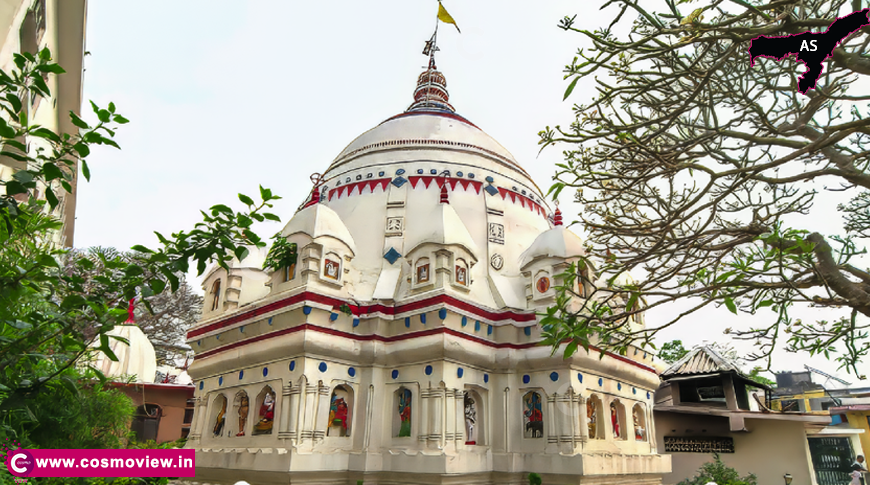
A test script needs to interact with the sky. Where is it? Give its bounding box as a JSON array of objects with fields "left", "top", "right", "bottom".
[{"left": 72, "top": 1, "right": 866, "bottom": 383}]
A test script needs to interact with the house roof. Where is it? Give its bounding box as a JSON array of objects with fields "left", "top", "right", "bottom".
[
  {"left": 661, "top": 345, "right": 771, "bottom": 390},
  {"left": 662, "top": 345, "right": 741, "bottom": 378}
]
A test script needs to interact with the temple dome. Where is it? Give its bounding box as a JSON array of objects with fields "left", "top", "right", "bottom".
[{"left": 90, "top": 324, "right": 157, "bottom": 383}]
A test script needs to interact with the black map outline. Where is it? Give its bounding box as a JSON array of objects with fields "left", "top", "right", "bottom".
[{"left": 748, "top": 9, "right": 870, "bottom": 94}]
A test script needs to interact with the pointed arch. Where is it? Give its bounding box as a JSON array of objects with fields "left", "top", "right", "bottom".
[
  {"left": 394, "top": 387, "right": 413, "bottom": 437},
  {"left": 632, "top": 402, "right": 647, "bottom": 441},
  {"left": 587, "top": 394, "right": 603, "bottom": 439},
  {"left": 522, "top": 390, "right": 544, "bottom": 439},
  {"left": 232, "top": 390, "right": 250, "bottom": 437},
  {"left": 328, "top": 384, "right": 354, "bottom": 437},
  {"left": 610, "top": 398, "right": 627, "bottom": 440},
  {"left": 252, "top": 386, "right": 276, "bottom": 436},
  {"left": 210, "top": 394, "right": 228, "bottom": 438}
]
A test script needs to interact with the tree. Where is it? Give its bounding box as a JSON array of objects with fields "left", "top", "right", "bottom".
[
  {"left": 659, "top": 339, "right": 689, "bottom": 364},
  {"left": 540, "top": 0, "right": 870, "bottom": 375},
  {"left": 62, "top": 247, "right": 203, "bottom": 364},
  {"left": 0, "top": 49, "right": 281, "bottom": 440},
  {"left": 677, "top": 454, "right": 757, "bottom": 485}
]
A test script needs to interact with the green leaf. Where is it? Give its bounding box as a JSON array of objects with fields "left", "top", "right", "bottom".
[
  {"left": 263, "top": 212, "right": 280, "bottom": 222},
  {"left": 108, "top": 102, "right": 116, "bottom": 113},
  {"left": 113, "top": 115, "right": 129, "bottom": 124},
  {"left": 97, "top": 109, "right": 111, "bottom": 123},
  {"left": 42, "top": 162, "right": 63, "bottom": 181},
  {"left": 724, "top": 297, "right": 737, "bottom": 315},
  {"left": 30, "top": 127, "right": 60, "bottom": 142},
  {"left": 238, "top": 193, "right": 255, "bottom": 206},
  {"left": 80, "top": 159, "right": 90, "bottom": 181},
  {"left": 72, "top": 142, "right": 90, "bottom": 157},
  {"left": 69, "top": 111, "right": 89, "bottom": 129},
  {"left": 5, "top": 93, "right": 20, "bottom": 113},
  {"left": 563, "top": 76, "right": 580, "bottom": 101},
  {"left": 44, "top": 187, "right": 58, "bottom": 208},
  {"left": 757, "top": 299, "right": 774, "bottom": 308},
  {"left": 563, "top": 339, "right": 579, "bottom": 359}
]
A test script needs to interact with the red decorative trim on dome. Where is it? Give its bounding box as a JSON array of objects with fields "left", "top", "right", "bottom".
[
  {"left": 187, "top": 291, "right": 537, "bottom": 339},
  {"left": 328, "top": 178, "right": 391, "bottom": 201},
  {"left": 554, "top": 207, "right": 563, "bottom": 226},
  {"left": 497, "top": 187, "right": 546, "bottom": 216},
  {"left": 440, "top": 183, "right": 449, "bottom": 204},
  {"left": 408, "top": 175, "right": 482, "bottom": 194}
]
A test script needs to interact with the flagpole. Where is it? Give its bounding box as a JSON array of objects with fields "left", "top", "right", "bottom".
[{"left": 427, "top": 3, "right": 440, "bottom": 109}]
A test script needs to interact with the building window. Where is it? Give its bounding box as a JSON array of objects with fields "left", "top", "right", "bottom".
[
  {"left": 522, "top": 391, "right": 544, "bottom": 439},
  {"left": 131, "top": 403, "right": 162, "bottom": 442},
  {"left": 283, "top": 261, "right": 296, "bottom": 282},
  {"left": 210, "top": 280, "right": 221, "bottom": 311}
]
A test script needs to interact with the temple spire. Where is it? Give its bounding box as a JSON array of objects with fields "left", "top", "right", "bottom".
[{"left": 407, "top": 14, "right": 455, "bottom": 113}]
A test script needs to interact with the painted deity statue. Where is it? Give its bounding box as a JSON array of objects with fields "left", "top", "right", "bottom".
[
  {"left": 610, "top": 402, "right": 620, "bottom": 439},
  {"left": 398, "top": 389, "right": 412, "bottom": 437},
  {"left": 464, "top": 395, "right": 476, "bottom": 443},
  {"left": 252, "top": 392, "right": 276, "bottom": 435},
  {"left": 586, "top": 399, "right": 597, "bottom": 438},
  {"left": 523, "top": 393, "right": 543, "bottom": 438},
  {"left": 633, "top": 408, "right": 645, "bottom": 441},
  {"left": 213, "top": 398, "right": 227, "bottom": 437},
  {"left": 236, "top": 394, "right": 249, "bottom": 437},
  {"left": 329, "top": 394, "right": 350, "bottom": 436}
]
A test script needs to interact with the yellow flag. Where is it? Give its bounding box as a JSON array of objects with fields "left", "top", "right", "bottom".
[{"left": 437, "top": 2, "right": 461, "bottom": 33}]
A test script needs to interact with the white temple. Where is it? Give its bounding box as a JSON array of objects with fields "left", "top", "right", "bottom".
[{"left": 184, "top": 52, "right": 670, "bottom": 484}]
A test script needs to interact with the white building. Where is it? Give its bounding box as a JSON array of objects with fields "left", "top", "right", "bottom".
[
  {"left": 185, "top": 57, "right": 671, "bottom": 485},
  {"left": 0, "top": 0, "right": 87, "bottom": 247}
]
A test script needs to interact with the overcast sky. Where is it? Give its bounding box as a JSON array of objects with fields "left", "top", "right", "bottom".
[{"left": 72, "top": 1, "right": 866, "bottom": 383}]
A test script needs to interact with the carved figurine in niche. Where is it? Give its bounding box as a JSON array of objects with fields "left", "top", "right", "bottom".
[
  {"left": 633, "top": 407, "right": 646, "bottom": 441},
  {"left": 417, "top": 264, "right": 429, "bottom": 283},
  {"left": 252, "top": 392, "right": 276, "bottom": 435},
  {"left": 455, "top": 265, "right": 467, "bottom": 285},
  {"left": 324, "top": 259, "right": 340, "bottom": 280},
  {"left": 586, "top": 399, "right": 597, "bottom": 438},
  {"left": 464, "top": 394, "right": 476, "bottom": 444},
  {"left": 610, "top": 401, "right": 620, "bottom": 439},
  {"left": 523, "top": 392, "right": 543, "bottom": 438},
  {"left": 397, "top": 388, "right": 412, "bottom": 437},
  {"left": 328, "top": 388, "right": 350, "bottom": 437},
  {"left": 213, "top": 397, "right": 227, "bottom": 437},
  {"left": 236, "top": 393, "right": 249, "bottom": 437}
]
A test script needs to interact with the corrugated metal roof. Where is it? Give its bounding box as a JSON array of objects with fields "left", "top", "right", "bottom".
[{"left": 661, "top": 345, "right": 742, "bottom": 378}]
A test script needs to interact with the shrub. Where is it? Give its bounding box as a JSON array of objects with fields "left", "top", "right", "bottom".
[{"left": 677, "top": 454, "right": 757, "bottom": 485}]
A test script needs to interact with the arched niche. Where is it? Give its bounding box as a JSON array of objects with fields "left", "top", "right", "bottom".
[
  {"left": 393, "top": 387, "right": 413, "bottom": 438},
  {"left": 252, "top": 386, "right": 276, "bottom": 436},
  {"left": 231, "top": 390, "right": 250, "bottom": 437},
  {"left": 522, "top": 390, "right": 544, "bottom": 439},
  {"left": 610, "top": 399, "right": 627, "bottom": 440},
  {"left": 454, "top": 258, "right": 469, "bottom": 287},
  {"left": 464, "top": 389, "right": 485, "bottom": 445},
  {"left": 323, "top": 251, "right": 342, "bottom": 281},
  {"left": 632, "top": 403, "right": 647, "bottom": 441},
  {"left": 210, "top": 279, "right": 221, "bottom": 311},
  {"left": 587, "top": 394, "right": 603, "bottom": 439},
  {"left": 414, "top": 257, "right": 431, "bottom": 285},
  {"left": 328, "top": 384, "right": 354, "bottom": 437},
  {"left": 211, "top": 394, "right": 228, "bottom": 438}
]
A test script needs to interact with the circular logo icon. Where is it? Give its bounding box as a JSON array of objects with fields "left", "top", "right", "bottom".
[
  {"left": 7, "top": 449, "right": 34, "bottom": 477},
  {"left": 490, "top": 253, "right": 504, "bottom": 270},
  {"left": 536, "top": 277, "right": 551, "bottom": 293}
]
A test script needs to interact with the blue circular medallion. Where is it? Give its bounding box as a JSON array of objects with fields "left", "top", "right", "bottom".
[
  {"left": 474, "top": 321, "right": 481, "bottom": 332},
  {"left": 319, "top": 362, "right": 327, "bottom": 372},
  {"left": 456, "top": 171, "right": 463, "bottom": 177},
  {"left": 391, "top": 369, "right": 399, "bottom": 379},
  {"left": 578, "top": 373, "right": 583, "bottom": 383},
  {"left": 425, "top": 365, "right": 433, "bottom": 375},
  {"left": 487, "top": 325, "right": 493, "bottom": 335},
  {"left": 405, "top": 317, "right": 411, "bottom": 328},
  {"left": 239, "top": 370, "right": 244, "bottom": 380},
  {"left": 633, "top": 387, "right": 637, "bottom": 394},
  {"left": 263, "top": 367, "right": 269, "bottom": 377},
  {"left": 348, "top": 367, "right": 356, "bottom": 377},
  {"left": 524, "top": 326, "right": 532, "bottom": 336},
  {"left": 289, "top": 360, "right": 296, "bottom": 371},
  {"left": 523, "top": 375, "right": 531, "bottom": 384},
  {"left": 462, "top": 316, "right": 468, "bottom": 327},
  {"left": 353, "top": 318, "right": 360, "bottom": 327},
  {"left": 396, "top": 169, "right": 406, "bottom": 175},
  {"left": 199, "top": 381, "right": 204, "bottom": 390},
  {"left": 550, "top": 372, "right": 559, "bottom": 382},
  {"left": 303, "top": 306, "right": 312, "bottom": 315},
  {"left": 457, "top": 368, "right": 464, "bottom": 378},
  {"left": 598, "top": 377, "right": 603, "bottom": 386},
  {"left": 618, "top": 383, "right": 622, "bottom": 391},
  {"left": 239, "top": 326, "right": 245, "bottom": 333},
  {"left": 646, "top": 391, "right": 651, "bottom": 399},
  {"left": 484, "top": 374, "right": 489, "bottom": 383},
  {"left": 218, "top": 376, "right": 223, "bottom": 386}
]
